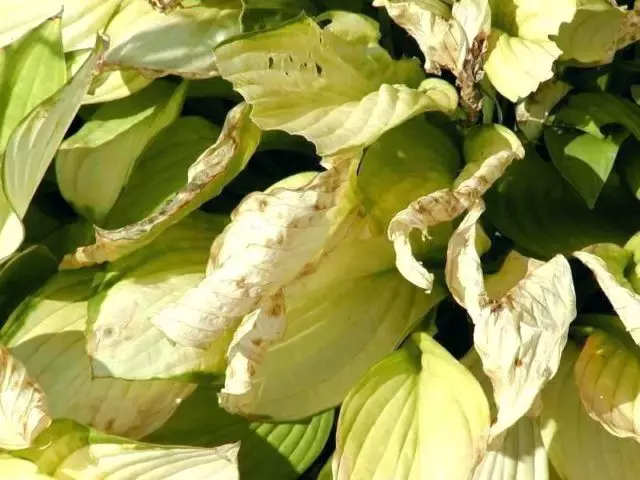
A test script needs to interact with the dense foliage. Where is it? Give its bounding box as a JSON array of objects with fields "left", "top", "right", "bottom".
[{"left": 0, "top": 0, "right": 639, "bottom": 478}]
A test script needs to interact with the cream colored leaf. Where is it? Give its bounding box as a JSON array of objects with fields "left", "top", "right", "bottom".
[
  {"left": 0, "top": 455, "right": 53, "bottom": 479},
  {"left": 574, "top": 330, "right": 640, "bottom": 441},
  {"left": 60, "top": 102, "right": 260, "bottom": 269},
  {"left": 151, "top": 153, "right": 360, "bottom": 348},
  {"left": 388, "top": 124, "right": 524, "bottom": 291},
  {"left": 219, "top": 290, "right": 286, "bottom": 414},
  {"left": 446, "top": 202, "right": 576, "bottom": 438},
  {"left": 573, "top": 246, "right": 640, "bottom": 344},
  {"left": 0, "top": 346, "right": 51, "bottom": 449}
]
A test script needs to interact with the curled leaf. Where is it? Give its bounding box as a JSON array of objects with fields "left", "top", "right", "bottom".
[
  {"left": 219, "top": 291, "right": 286, "bottom": 414},
  {"left": 388, "top": 124, "right": 524, "bottom": 291},
  {"left": 516, "top": 79, "right": 572, "bottom": 142},
  {"left": 151, "top": 153, "right": 360, "bottom": 348},
  {"left": 373, "top": 0, "right": 491, "bottom": 113},
  {"left": 573, "top": 245, "right": 640, "bottom": 343},
  {"left": 446, "top": 203, "right": 576, "bottom": 438},
  {"left": 575, "top": 330, "right": 640, "bottom": 442},
  {"left": 60, "top": 102, "right": 260, "bottom": 269},
  {"left": 0, "top": 346, "right": 51, "bottom": 450}
]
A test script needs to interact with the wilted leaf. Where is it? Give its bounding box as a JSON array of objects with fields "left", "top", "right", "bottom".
[
  {"left": 373, "top": 0, "right": 491, "bottom": 113},
  {"left": 213, "top": 222, "right": 445, "bottom": 419},
  {"left": 540, "top": 342, "right": 640, "bottom": 480},
  {"left": 87, "top": 213, "right": 232, "bottom": 381},
  {"left": 446, "top": 204, "right": 576, "bottom": 438},
  {"left": 60, "top": 102, "right": 260, "bottom": 269},
  {"left": 150, "top": 152, "right": 360, "bottom": 349},
  {"left": 334, "top": 332, "right": 490, "bottom": 480},
  {"left": 1, "top": 269, "right": 196, "bottom": 439},
  {"left": 388, "top": 124, "right": 523, "bottom": 291},
  {"left": 0, "top": 346, "right": 51, "bottom": 450},
  {"left": 573, "top": 245, "right": 640, "bottom": 343},
  {"left": 215, "top": 12, "right": 458, "bottom": 156},
  {"left": 0, "top": 38, "right": 103, "bottom": 262},
  {"left": 56, "top": 81, "right": 187, "bottom": 223}
]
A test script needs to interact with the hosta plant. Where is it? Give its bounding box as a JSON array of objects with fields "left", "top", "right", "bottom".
[{"left": 0, "top": 0, "right": 639, "bottom": 478}]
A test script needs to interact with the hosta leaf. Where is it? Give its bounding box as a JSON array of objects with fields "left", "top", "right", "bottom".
[
  {"left": 150, "top": 152, "right": 360, "bottom": 349},
  {"left": 555, "top": 0, "right": 640, "bottom": 65},
  {"left": 0, "top": 16, "right": 66, "bottom": 154},
  {"left": 574, "top": 330, "right": 640, "bottom": 441},
  {"left": 357, "top": 116, "right": 460, "bottom": 234},
  {"left": 516, "top": 80, "right": 572, "bottom": 142},
  {"left": 0, "top": 0, "right": 120, "bottom": 51},
  {"left": 388, "top": 124, "right": 523, "bottom": 291},
  {"left": 483, "top": 0, "right": 576, "bottom": 101},
  {"left": 56, "top": 81, "right": 187, "bottom": 224},
  {"left": 446, "top": 204, "right": 576, "bottom": 438},
  {"left": 105, "top": 116, "right": 221, "bottom": 227},
  {"left": 86, "top": 213, "right": 232, "bottom": 381},
  {"left": 540, "top": 342, "right": 640, "bottom": 480},
  {"left": 334, "top": 332, "right": 490, "bottom": 480},
  {"left": 573, "top": 245, "right": 640, "bottom": 343},
  {"left": 485, "top": 150, "right": 640, "bottom": 257},
  {"left": 12, "top": 419, "right": 240, "bottom": 479},
  {"left": 0, "top": 346, "right": 51, "bottom": 450},
  {"left": 372, "top": 0, "right": 491, "bottom": 112},
  {"left": 215, "top": 13, "right": 458, "bottom": 156},
  {"left": 555, "top": 92, "right": 640, "bottom": 140},
  {"left": 104, "top": 0, "right": 243, "bottom": 78},
  {"left": 619, "top": 138, "right": 640, "bottom": 200},
  {"left": 544, "top": 127, "right": 625, "bottom": 208},
  {"left": 60, "top": 102, "right": 260, "bottom": 269},
  {"left": 0, "top": 455, "right": 52, "bottom": 479},
  {"left": 472, "top": 416, "right": 552, "bottom": 480},
  {"left": 217, "top": 225, "right": 445, "bottom": 419},
  {"left": 145, "top": 386, "right": 334, "bottom": 479},
  {"left": 0, "top": 39, "right": 103, "bottom": 262},
  {"left": 0, "top": 269, "right": 195, "bottom": 439}
]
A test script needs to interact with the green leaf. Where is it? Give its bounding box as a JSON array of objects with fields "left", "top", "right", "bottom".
[
  {"left": 555, "top": 0, "right": 640, "bottom": 65},
  {"left": 104, "top": 0, "right": 243, "bottom": 78},
  {"left": 0, "top": 266, "right": 198, "bottom": 439},
  {"left": 240, "top": 0, "right": 318, "bottom": 31},
  {"left": 56, "top": 81, "right": 187, "bottom": 224},
  {"left": 632, "top": 85, "right": 640, "bottom": 105},
  {"left": 619, "top": 137, "right": 640, "bottom": 200},
  {"left": 0, "top": 455, "right": 52, "bottom": 479},
  {"left": 86, "top": 213, "right": 232, "bottom": 381},
  {"left": 11, "top": 419, "right": 240, "bottom": 479},
  {"left": 0, "top": 38, "right": 103, "bottom": 262},
  {"left": 540, "top": 341, "right": 640, "bottom": 480},
  {"left": 516, "top": 79, "right": 572, "bottom": 142},
  {"left": 219, "top": 228, "right": 445, "bottom": 420},
  {"left": 357, "top": 117, "right": 460, "bottom": 235},
  {"left": 0, "top": 15, "right": 66, "bottom": 154},
  {"left": 334, "top": 332, "right": 490, "bottom": 479},
  {"left": 555, "top": 92, "right": 640, "bottom": 140},
  {"left": 484, "top": 150, "right": 640, "bottom": 257},
  {"left": 215, "top": 13, "right": 458, "bottom": 156},
  {"left": 105, "top": 116, "right": 221, "bottom": 227},
  {"left": 544, "top": 127, "right": 625, "bottom": 208},
  {"left": 144, "top": 386, "right": 334, "bottom": 480},
  {"left": 60, "top": 102, "right": 260, "bottom": 269},
  {"left": 0, "top": 245, "right": 57, "bottom": 324}
]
